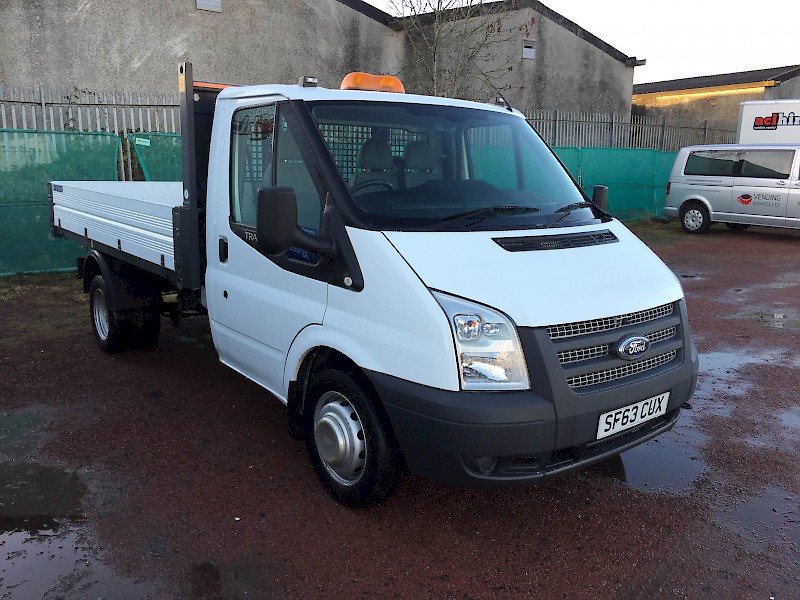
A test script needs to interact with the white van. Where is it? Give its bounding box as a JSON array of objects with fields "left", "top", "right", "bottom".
[
  {"left": 50, "top": 65, "right": 699, "bottom": 507},
  {"left": 664, "top": 144, "right": 800, "bottom": 233}
]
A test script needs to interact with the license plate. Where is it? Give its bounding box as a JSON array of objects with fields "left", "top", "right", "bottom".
[{"left": 596, "top": 392, "right": 670, "bottom": 440}]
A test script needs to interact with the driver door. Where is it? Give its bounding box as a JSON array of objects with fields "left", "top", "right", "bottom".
[{"left": 207, "top": 100, "right": 327, "bottom": 399}]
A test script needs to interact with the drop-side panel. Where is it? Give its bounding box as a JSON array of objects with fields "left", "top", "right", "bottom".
[{"left": 51, "top": 181, "right": 182, "bottom": 269}]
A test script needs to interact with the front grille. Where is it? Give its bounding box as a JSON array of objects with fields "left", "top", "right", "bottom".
[
  {"left": 556, "top": 325, "right": 677, "bottom": 365},
  {"left": 493, "top": 230, "right": 618, "bottom": 252},
  {"left": 648, "top": 326, "right": 677, "bottom": 344},
  {"left": 547, "top": 303, "right": 674, "bottom": 340},
  {"left": 557, "top": 344, "right": 609, "bottom": 365},
  {"left": 566, "top": 350, "right": 677, "bottom": 388}
]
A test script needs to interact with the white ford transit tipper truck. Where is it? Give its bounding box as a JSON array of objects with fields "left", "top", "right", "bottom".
[{"left": 50, "top": 64, "right": 698, "bottom": 507}]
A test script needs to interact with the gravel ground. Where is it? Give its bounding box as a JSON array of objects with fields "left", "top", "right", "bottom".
[{"left": 1, "top": 221, "right": 798, "bottom": 599}]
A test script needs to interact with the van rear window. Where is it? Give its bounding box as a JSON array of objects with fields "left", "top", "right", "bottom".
[
  {"left": 684, "top": 150, "right": 737, "bottom": 176},
  {"left": 739, "top": 150, "right": 793, "bottom": 179}
]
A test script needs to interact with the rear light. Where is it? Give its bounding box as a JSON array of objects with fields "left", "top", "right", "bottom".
[{"left": 666, "top": 182, "right": 671, "bottom": 196}]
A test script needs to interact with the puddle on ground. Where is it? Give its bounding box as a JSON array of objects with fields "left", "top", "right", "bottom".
[
  {"left": 714, "top": 485, "right": 800, "bottom": 554},
  {"left": 0, "top": 414, "right": 44, "bottom": 446},
  {"left": 0, "top": 463, "right": 158, "bottom": 599},
  {"left": 593, "top": 346, "right": 795, "bottom": 494},
  {"left": 593, "top": 408, "right": 709, "bottom": 494},
  {"left": 777, "top": 408, "right": 800, "bottom": 431},
  {"left": 694, "top": 348, "right": 794, "bottom": 406},
  {"left": 747, "top": 311, "right": 800, "bottom": 331}
]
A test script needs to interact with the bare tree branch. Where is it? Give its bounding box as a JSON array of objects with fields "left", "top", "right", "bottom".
[{"left": 390, "top": 0, "right": 531, "bottom": 100}]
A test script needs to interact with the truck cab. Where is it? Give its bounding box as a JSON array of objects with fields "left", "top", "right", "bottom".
[{"left": 51, "top": 66, "right": 699, "bottom": 507}]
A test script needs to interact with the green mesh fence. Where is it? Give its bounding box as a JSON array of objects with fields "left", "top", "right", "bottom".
[
  {"left": 129, "top": 132, "right": 182, "bottom": 181},
  {"left": 0, "top": 130, "right": 677, "bottom": 278},
  {"left": 553, "top": 147, "right": 677, "bottom": 221},
  {"left": 0, "top": 129, "right": 121, "bottom": 277}
]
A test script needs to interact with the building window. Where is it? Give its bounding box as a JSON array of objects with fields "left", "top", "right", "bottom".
[
  {"left": 522, "top": 40, "right": 535, "bottom": 60},
  {"left": 197, "top": 0, "right": 221, "bottom": 12}
]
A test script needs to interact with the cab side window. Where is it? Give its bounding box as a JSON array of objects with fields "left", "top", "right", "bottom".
[{"left": 231, "top": 105, "right": 276, "bottom": 228}]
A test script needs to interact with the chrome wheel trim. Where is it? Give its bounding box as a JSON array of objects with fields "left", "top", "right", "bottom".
[
  {"left": 92, "top": 288, "right": 110, "bottom": 341},
  {"left": 313, "top": 391, "right": 366, "bottom": 486}
]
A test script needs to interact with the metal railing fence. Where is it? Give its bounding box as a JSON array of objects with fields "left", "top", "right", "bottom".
[
  {"left": 525, "top": 110, "right": 736, "bottom": 150},
  {"left": 1, "top": 84, "right": 737, "bottom": 156},
  {"left": 0, "top": 85, "right": 180, "bottom": 181}
]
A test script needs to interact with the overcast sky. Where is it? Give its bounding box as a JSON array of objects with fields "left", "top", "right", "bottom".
[{"left": 362, "top": 0, "right": 800, "bottom": 84}]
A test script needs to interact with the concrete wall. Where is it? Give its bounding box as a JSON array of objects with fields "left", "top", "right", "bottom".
[
  {"left": 632, "top": 77, "right": 800, "bottom": 129},
  {"left": 766, "top": 76, "right": 800, "bottom": 100},
  {"left": 632, "top": 88, "right": 765, "bottom": 130},
  {"left": 502, "top": 7, "right": 634, "bottom": 114},
  {"left": 0, "top": 0, "right": 402, "bottom": 93},
  {"left": 0, "top": 0, "right": 635, "bottom": 115},
  {"left": 399, "top": 5, "right": 634, "bottom": 114}
]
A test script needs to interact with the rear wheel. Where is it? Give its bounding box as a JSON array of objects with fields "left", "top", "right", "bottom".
[
  {"left": 725, "top": 223, "right": 751, "bottom": 231},
  {"left": 305, "top": 369, "right": 403, "bottom": 507},
  {"left": 680, "top": 202, "right": 710, "bottom": 234},
  {"left": 89, "top": 275, "right": 126, "bottom": 354}
]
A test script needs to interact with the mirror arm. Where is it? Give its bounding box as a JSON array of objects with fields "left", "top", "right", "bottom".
[{"left": 291, "top": 228, "right": 334, "bottom": 255}]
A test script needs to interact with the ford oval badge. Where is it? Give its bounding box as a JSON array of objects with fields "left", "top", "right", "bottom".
[{"left": 617, "top": 336, "right": 650, "bottom": 360}]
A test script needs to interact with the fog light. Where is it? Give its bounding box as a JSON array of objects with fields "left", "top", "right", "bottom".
[{"left": 465, "top": 455, "right": 498, "bottom": 475}]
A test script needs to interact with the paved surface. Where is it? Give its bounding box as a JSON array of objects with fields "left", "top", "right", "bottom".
[{"left": 1, "top": 221, "right": 799, "bottom": 599}]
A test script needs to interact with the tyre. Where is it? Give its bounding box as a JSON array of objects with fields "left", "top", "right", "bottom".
[
  {"left": 680, "top": 202, "right": 711, "bottom": 234},
  {"left": 305, "top": 369, "right": 403, "bottom": 508},
  {"left": 725, "top": 223, "right": 751, "bottom": 231},
  {"left": 89, "top": 275, "right": 126, "bottom": 354}
]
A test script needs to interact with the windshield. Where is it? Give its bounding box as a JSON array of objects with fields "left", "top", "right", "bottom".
[{"left": 309, "top": 101, "right": 595, "bottom": 231}]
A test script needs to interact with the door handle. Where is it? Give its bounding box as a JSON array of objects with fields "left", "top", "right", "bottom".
[
  {"left": 219, "top": 237, "right": 228, "bottom": 263},
  {"left": 777, "top": 181, "right": 786, "bottom": 185}
]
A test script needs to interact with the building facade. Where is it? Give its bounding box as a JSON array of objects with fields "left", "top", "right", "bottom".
[
  {"left": 0, "top": 0, "right": 640, "bottom": 115},
  {"left": 632, "top": 65, "right": 800, "bottom": 130}
]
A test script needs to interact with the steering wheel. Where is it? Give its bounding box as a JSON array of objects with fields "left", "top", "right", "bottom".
[{"left": 350, "top": 180, "right": 396, "bottom": 194}]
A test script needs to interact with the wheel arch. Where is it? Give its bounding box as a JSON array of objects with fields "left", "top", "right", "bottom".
[
  {"left": 81, "top": 250, "right": 162, "bottom": 312},
  {"left": 680, "top": 197, "right": 713, "bottom": 217},
  {"left": 285, "top": 331, "right": 387, "bottom": 441}
]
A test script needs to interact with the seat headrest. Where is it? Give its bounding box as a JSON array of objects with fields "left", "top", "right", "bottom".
[
  {"left": 404, "top": 141, "right": 436, "bottom": 172},
  {"left": 357, "top": 138, "right": 394, "bottom": 171}
]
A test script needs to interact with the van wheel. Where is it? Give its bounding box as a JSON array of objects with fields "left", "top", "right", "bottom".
[
  {"left": 680, "top": 202, "right": 710, "bottom": 234},
  {"left": 726, "top": 223, "right": 751, "bottom": 231},
  {"left": 89, "top": 275, "right": 126, "bottom": 354},
  {"left": 305, "top": 369, "right": 403, "bottom": 508}
]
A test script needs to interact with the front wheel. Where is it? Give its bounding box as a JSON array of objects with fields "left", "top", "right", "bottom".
[
  {"left": 305, "top": 369, "right": 403, "bottom": 507},
  {"left": 680, "top": 202, "right": 711, "bottom": 234}
]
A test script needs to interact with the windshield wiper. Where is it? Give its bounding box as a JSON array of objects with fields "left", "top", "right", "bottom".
[
  {"left": 438, "top": 205, "right": 541, "bottom": 225},
  {"left": 539, "top": 201, "right": 594, "bottom": 229}
]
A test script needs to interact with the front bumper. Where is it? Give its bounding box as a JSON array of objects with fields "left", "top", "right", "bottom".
[{"left": 367, "top": 306, "right": 699, "bottom": 488}]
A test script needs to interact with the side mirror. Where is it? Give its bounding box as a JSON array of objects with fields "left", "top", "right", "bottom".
[
  {"left": 256, "top": 187, "right": 331, "bottom": 256},
  {"left": 591, "top": 185, "right": 608, "bottom": 212}
]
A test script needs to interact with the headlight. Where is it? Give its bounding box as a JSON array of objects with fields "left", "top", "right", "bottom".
[{"left": 431, "top": 291, "right": 530, "bottom": 391}]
